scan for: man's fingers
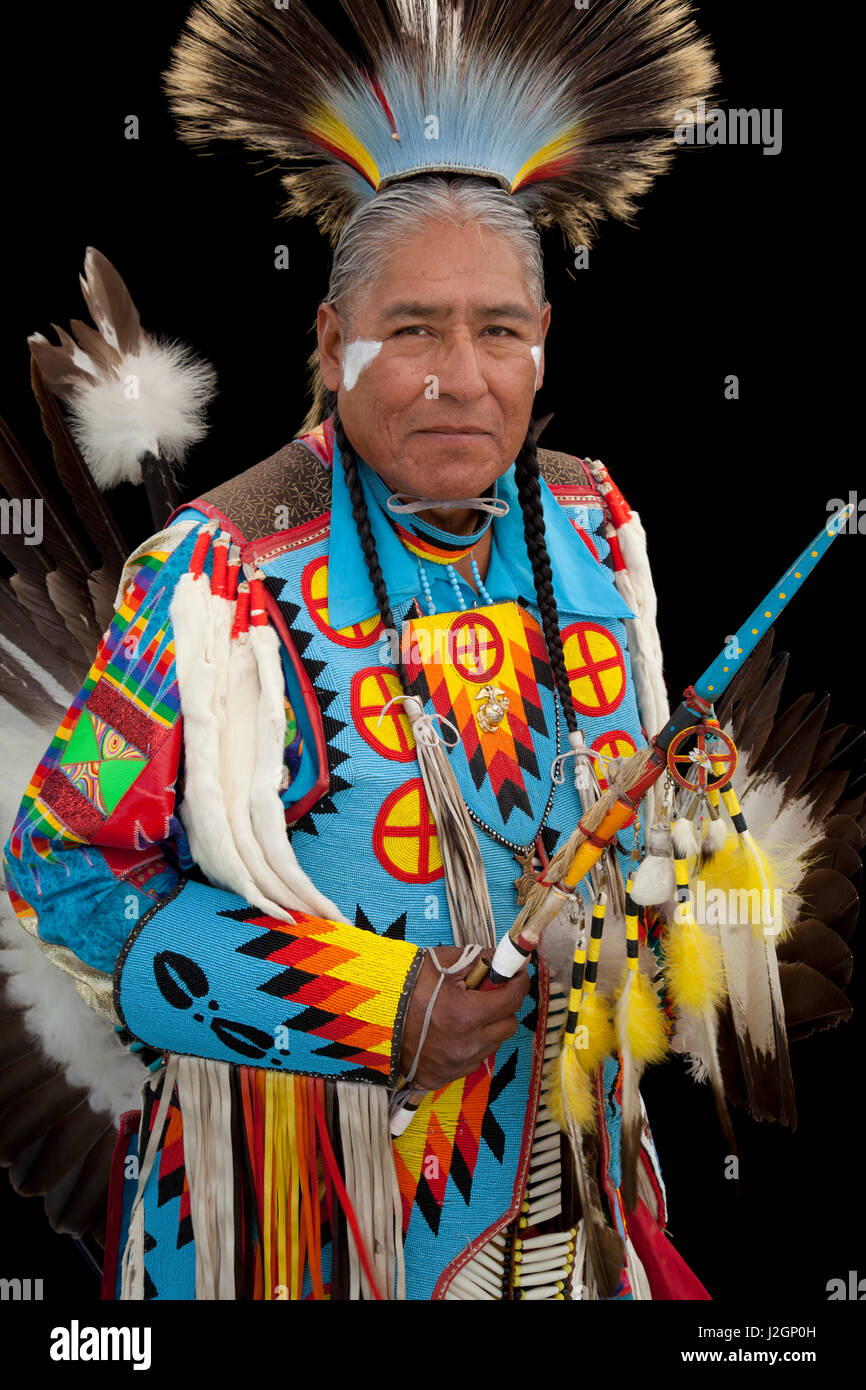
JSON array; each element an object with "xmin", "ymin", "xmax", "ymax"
[
  {"xmin": 478, "ymin": 1011, "xmax": 519, "ymax": 1052},
  {"xmin": 465, "ymin": 968, "xmax": 530, "ymax": 1022}
]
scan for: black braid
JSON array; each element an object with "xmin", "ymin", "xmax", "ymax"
[
  {"xmin": 513, "ymin": 429, "xmax": 578, "ymax": 735},
  {"xmin": 334, "ymin": 407, "xmax": 576, "ymax": 735},
  {"xmin": 333, "ymin": 409, "xmax": 411, "ymax": 692}
]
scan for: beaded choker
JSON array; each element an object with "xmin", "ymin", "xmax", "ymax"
[
  {"xmin": 356, "ymin": 455, "xmax": 507, "ymax": 615},
  {"xmin": 357, "ymin": 455, "xmax": 508, "ymax": 555}
]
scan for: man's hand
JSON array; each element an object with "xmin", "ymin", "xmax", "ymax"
[{"xmin": 399, "ymin": 946, "xmax": 530, "ymax": 1092}]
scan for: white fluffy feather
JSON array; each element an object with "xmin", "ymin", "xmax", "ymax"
[
  {"xmin": 0, "ymin": 914, "xmax": 145, "ymax": 1120},
  {"xmin": 66, "ymin": 337, "xmax": 217, "ymax": 489},
  {"xmin": 672, "ymin": 816, "xmax": 699, "ymax": 858}
]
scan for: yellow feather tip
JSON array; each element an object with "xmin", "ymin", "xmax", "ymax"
[
  {"xmin": 695, "ymin": 832, "xmax": 794, "ymax": 941},
  {"xmin": 620, "ymin": 970, "xmax": 669, "ymax": 1065},
  {"xmin": 548, "ymin": 1045, "xmax": 596, "ymax": 1133},
  {"xmin": 662, "ymin": 917, "xmax": 726, "ymax": 1015},
  {"xmin": 573, "ymin": 991, "xmax": 615, "ymax": 1073}
]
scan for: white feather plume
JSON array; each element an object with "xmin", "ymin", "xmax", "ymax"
[{"xmin": 65, "ymin": 338, "xmax": 217, "ymax": 490}]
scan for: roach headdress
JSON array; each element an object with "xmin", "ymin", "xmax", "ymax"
[{"xmin": 163, "ymin": 0, "xmax": 719, "ymax": 244}]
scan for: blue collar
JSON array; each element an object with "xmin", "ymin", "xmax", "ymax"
[{"xmin": 325, "ymin": 431, "xmax": 634, "ymax": 628}]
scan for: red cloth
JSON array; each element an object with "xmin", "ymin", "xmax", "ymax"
[{"xmin": 628, "ymin": 1197, "xmax": 712, "ymax": 1300}]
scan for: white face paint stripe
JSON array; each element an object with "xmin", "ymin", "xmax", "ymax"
[
  {"xmin": 342, "ymin": 339, "xmax": 383, "ymax": 390},
  {"xmin": 530, "ymin": 344, "xmax": 542, "ymax": 389}
]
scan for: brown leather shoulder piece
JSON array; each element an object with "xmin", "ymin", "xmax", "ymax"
[
  {"xmin": 198, "ymin": 438, "xmax": 331, "ymax": 541},
  {"xmin": 537, "ymin": 447, "xmax": 592, "ymax": 487},
  {"xmin": 196, "ymin": 438, "xmax": 592, "ymax": 542}
]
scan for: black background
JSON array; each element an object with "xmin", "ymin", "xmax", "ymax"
[{"xmin": 0, "ymin": 0, "xmax": 861, "ymax": 1313}]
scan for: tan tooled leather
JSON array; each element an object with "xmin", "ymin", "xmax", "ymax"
[
  {"xmin": 197, "ymin": 438, "xmax": 590, "ymax": 540},
  {"xmin": 199, "ymin": 440, "xmax": 332, "ymax": 540}
]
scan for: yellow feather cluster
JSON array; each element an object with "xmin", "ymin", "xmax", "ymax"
[
  {"xmin": 549, "ymin": 1044, "xmax": 596, "ymax": 1133},
  {"xmin": 574, "ymin": 992, "xmax": 615, "ymax": 1074},
  {"xmin": 662, "ymin": 916, "xmax": 726, "ymax": 1015},
  {"xmin": 621, "ymin": 970, "xmax": 669, "ymax": 1065},
  {"xmin": 696, "ymin": 833, "xmax": 792, "ymax": 941}
]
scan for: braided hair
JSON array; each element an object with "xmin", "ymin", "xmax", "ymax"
[{"xmin": 332, "ymin": 409, "xmax": 578, "ymax": 737}]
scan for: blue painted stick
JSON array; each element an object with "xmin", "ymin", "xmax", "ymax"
[{"xmin": 694, "ymin": 504, "xmax": 854, "ymax": 703}]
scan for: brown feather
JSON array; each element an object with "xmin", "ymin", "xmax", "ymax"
[
  {"xmin": 68, "ymin": 317, "xmax": 123, "ymax": 375},
  {"xmin": 1, "ymin": 537, "xmax": 97, "ymax": 678},
  {"xmin": 79, "ymin": 246, "xmax": 143, "ymax": 359},
  {"xmin": 735, "ymin": 652, "xmax": 789, "ymax": 771},
  {"xmin": 0, "ymin": 971, "xmax": 116, "ymax": 1243},
  {"xmin": 796, "ymin": 769, "xmax": 854, "ymax": 826},
  {"xmin": 751, "ymin": 691, "xmax": 814, "ymax": 773},
  {"xmin": 807, "ymin": 723, "xmax": 850, "ymax": 783},
  {"xmin": 825, "ymin": 814, "xmax": 866, "ymax": 852},
  {"xmin": 0, "ymin": 411, "xmax": 96, "ymax": 578},
  {"xmin": 749, "ymin": 697, "xmax": 831, "ymax": 810},
  {"xmin": 29, "ymin": 357, "xmax": 128, "ymax": 577},
  {"xmin": 715, "ymin": 630, "xmax": 775, "ymax": 732},
  {"xmin": 795, "ymin": 867, "xmax": 859, "ymax": 943},
  {"xmin": 0, "ymin": 641, "xmax": 70, "ymax": 727},
  {"xmin": 776, "ymin": 918, "xmax": 853, "ymax": 990},
  {"xmin": 802, "ymin": 836, "xmax": 862, "ymax": 889},
  {"xmin": 777, "ymin": 962, "xmax": 852, "ymax": 1043},
  {"xmin": 44, "ymin": 1125, "xmax": 116, "ymax": 1243},
  {"xmin": 569, "ymin": 1125, "xmax": 625, "ymax": 1298},
  {"xmin": 27, "ymin": 331, "xmax": 97, "ymax": 400}
]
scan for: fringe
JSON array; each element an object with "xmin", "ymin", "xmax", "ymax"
[
  {"xmin": 336, "ymin": 1082, "xmax": 405, "ymax": 1299},
  {"xmin": 401, "ymin": 694, "xmax": 497, "ymax": 950},
  {"xmin": 119, "ymin": 1054, "xmax": 181, "ymax": 1300},
  {"xmin": 175, "ymin": 1055, "xmax": 237, "ymax": 1299}
]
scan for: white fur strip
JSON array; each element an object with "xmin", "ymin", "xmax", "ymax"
[
  {"xmin": 613, "ymin": 509, "xmax": 669, "ymax": 824},
  {"xmin": 248, "ymin": 622, "xmax": 345, "ymax": 922},
  {"xmin": 221, "ymin": 625, "xmax": 310, "ymax": 908},
  {"xmin": 170, "ymin": 562, "xmax": 294, "ymax": 922},
  {"xmin": 617, "ymin": 510, "xmax": 670, "ymax": 729}
]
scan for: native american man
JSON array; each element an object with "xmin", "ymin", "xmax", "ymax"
[{"xmin": 2, "ymin": 1, "xmax": 858, "ymax": 1302}]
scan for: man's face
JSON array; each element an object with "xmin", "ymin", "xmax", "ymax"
[{"xmin": 317, "ymin": 220, "xmax": 551, "ymax": 499}]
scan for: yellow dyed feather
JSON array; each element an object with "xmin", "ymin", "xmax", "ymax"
[
  {"xmin": 549, "ymin": 1044, "xmax": 596, "ymax": 1133},
  {"xmin": 696, "ymin": 833, "xmax": 793, "ymax": 941},
  {"xmin": 619, "ymin": 969, "xmax": 668, "ymax": 1065},
  {"xmin": 574, "ymin": 991, "xmax": 615, "ymax": 1074},
  {"xmin": 306, "ymin": 104, "xmax": 380, "ymax": 188},
  {"xmin": 510, "ymin": 124, "xmax": 582, "ymax": 191},
  {"xmin": 662, "ymin": 916, "xmax": 726, "ymax": 1014}
]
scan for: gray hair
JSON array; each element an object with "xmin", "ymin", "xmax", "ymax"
[{"xmin": 299, "ymin": 176, "xmax": 546, "ymax": 433}]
